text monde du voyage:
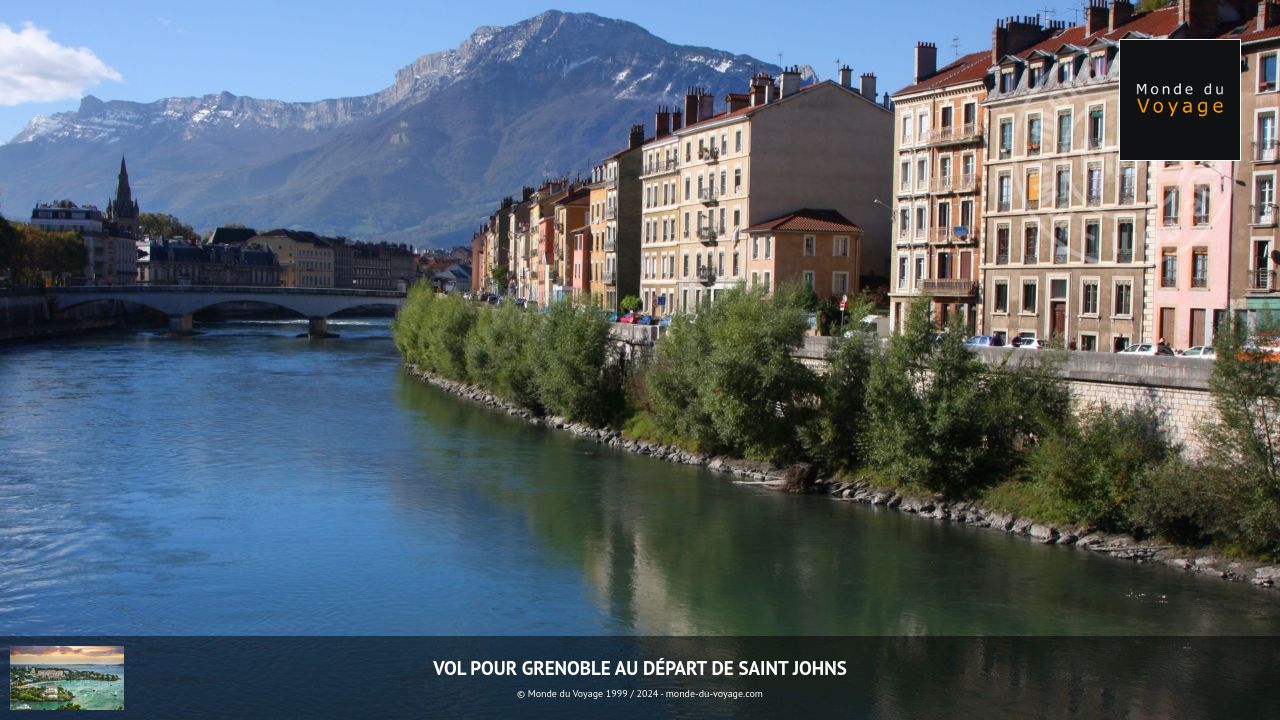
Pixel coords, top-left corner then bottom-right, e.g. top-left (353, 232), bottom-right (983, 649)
top-left (1133, 82), bottom-right (1229, 118)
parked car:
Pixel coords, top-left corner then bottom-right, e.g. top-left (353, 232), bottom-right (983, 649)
top-left (487, 295), bottom-right (500, 304)
top-left (658, 315), bottom-right (672, 328)
top-left (1012, 336), bottom-right (1044, 349)
top-left (1180, 346), bottom-right (1216, 359)
top-left (1119, 343), bottom-right (1175, 356)
top-left (618, 312), bottom-right (636, 324)
top-left (635, 314), bottom-right (655, 326)
top-left (607, 312), bottom-right (620, 323)
top-left (963, 335), bottom-right (1004, 347)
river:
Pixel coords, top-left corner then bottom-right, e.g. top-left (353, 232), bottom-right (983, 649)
top-left (2, 317), bottom-right (1279, 638)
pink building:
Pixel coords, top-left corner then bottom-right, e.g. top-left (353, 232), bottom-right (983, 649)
top-left (1151, 161), bottom-right (1234, 350)
top-left (570, 224), bottom-right (591, 300)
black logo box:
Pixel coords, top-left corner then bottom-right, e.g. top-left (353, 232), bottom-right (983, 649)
top-left (1120, 38), bottom-right (1241, 161)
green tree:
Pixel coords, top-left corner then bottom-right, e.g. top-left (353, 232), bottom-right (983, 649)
top-left (619, 295), bottom-right (642, 313)
top-left (465, 301), bottom-right (540, 408)
top-left (419, 291), bottom-right (477, 380)
top-left (139, 212), bottom-right (198, 241)
top-left (531, 300), bottom-right (615, 424)
top-left (803, 294), bottom-right (876, 471)
top-left (490, 265), bottom-right (511, 294)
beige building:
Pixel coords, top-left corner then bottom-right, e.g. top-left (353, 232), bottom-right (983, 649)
top-left (890, 47), bottom-right (988, 333)
top-left (642, 68), bottom-right (892, 314)
top-left (1229, 4), bottom-right (1280, 324)
top-left (252, 230), bottom-right (334, 288)
top-left (587, 169), bottom-right (611, 304)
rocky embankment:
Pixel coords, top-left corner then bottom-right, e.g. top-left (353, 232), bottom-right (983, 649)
top-left (406, 365), bottom-right (1280, 594)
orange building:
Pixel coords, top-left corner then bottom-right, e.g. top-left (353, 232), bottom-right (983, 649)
top-left (743, 209), bottom-right (863, 300)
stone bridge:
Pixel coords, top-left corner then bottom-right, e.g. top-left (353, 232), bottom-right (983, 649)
top-left (49, 285), bottom-right (407, 335)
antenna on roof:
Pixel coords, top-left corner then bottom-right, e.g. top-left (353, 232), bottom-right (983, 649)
top-left (777, 52), bottom-right (783, 68)
top-left (950, 36), bottom-right (961, 58)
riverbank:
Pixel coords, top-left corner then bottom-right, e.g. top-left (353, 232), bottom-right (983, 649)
top-left (404, 363), bottom-right (1280, 595)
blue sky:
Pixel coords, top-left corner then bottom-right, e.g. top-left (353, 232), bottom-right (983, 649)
top-left (0, 0), bottom-right (1090, 143)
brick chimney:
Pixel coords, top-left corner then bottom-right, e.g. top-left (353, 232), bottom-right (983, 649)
top-left (629, 124), bottom-right (645, 149)
top-left (992, 16), bottom-right (1052, 66)
top-left (1179, 0), bottom-right (1218, 37)
top-left (765, 80), bottom-right (779, 103)
top-left (698, 89), bottom-right (715, 120)
top-left (654, 106), bottom-right (671, 138)
top-left (749, 74), bottom-right (772, 106)
top-left (838, 65), bottom-right (853, 88)
top-left (726, 92), bottom-right (749, 112)
top-left (860, 73), bottom-right (877, 100)
top-left (671, 110), bottom-right (682, 130)
top-left (1109, 0), bottom-right (1135, 31)
top-left (683, 87), bottom-right (703, 126)
top-left (1260, 0), bottom-right (1280, 30)
top-left (1086, 0), bottom-right (1108, 35)
top-left (915, 42), bottom-right (938, 83)
top-left (779, 66), bottom-right (802, 98)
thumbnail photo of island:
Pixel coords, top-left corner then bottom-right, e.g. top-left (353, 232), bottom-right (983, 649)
top-left (10, 646), bottom-right (124, 711)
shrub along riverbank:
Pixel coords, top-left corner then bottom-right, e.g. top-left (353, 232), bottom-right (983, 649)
top-left (393, 282), bottom-right (1280, 561)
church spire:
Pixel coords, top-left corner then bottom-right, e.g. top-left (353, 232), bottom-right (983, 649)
top-left (107, 155), bottom-right (140, 237)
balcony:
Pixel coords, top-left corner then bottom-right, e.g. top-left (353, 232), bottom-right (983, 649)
top-left (998, 147), bottom-right (1012, 160)
top-left (924, 123), bottom-right (981, 147)
top-left (697, 225), bottom-right (722, 243)
top-left (1251, 268), bottom-right (1273, 292)
top-left (921, 279), bottom-right (977, 296)
top-left (1053, 247), bottom-right (1069, 264)
top-left (1057, 140), bottom-right (1072, 153)
top-left (1026, 197), bottom-right (1039, 210)
top-left (1117, 248), bottom-right (1134, 263)
top-left (1024, 247), bottom-right (1038, 264)
top-left (1088, 136), bottom-right (1103, 150)
top-left (1253, 204), bottom-right (1278, 226)
top-left (1256, 140), bottom-right (1278, 163)
top-left (927, 227), bottom-right (976, 244)
top-left (1194, 213), bottom-right (1210, 226)
top-left (697, 187), bottom-right (719, 205)
top-left (603, 237), bottom-right (616, 253)
top-left (1191, 275), bottom-right (1208, 289)
top-left (603, 270), bottom-right (616, 286)
top-left (1086, 194), bottom-right (1102, 207)
top-left (697, 146), bottom-right (720, 163)
top-left (1119, 190), bottom-right (1136, 205)
top-left (696, 265), bottom-right (716, 284)
top-left (1055, 195), bottom-right (1070, 209)
top-left (1026, 142), bottom-right (1042, 156)
top-left (995, 252), bottom-right (1010, 265)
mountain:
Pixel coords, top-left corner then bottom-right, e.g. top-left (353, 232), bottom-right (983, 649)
top-left (0, 11), bottom-right (808, 246)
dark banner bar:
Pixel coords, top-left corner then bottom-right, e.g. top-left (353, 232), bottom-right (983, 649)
top-left (5, 637), bottom-right (1279, 718)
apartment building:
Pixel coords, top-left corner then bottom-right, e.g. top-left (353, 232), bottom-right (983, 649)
top-left (252, 229), bottom-right (335, 288)
top-left (639, 108), bottom-right (683, 314)
top-left (743, 209), bottom-right (862, 300)
top-left (641, 68), bottom-right (892, 314)
top-left (890, 48), bottom-right (988, 333)
top-left (587, 170), bottom-right (610, 304)
top-left (1229, 2), bottom-right (1280, 325)
top-left (506, 189), bottom-right (533, 297)
top-left (600, 128), bottom-right (644, 311)
top-left (551, 186), bottom-right (590, 304)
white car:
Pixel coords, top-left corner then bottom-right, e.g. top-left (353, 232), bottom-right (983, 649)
top-left (1014, 337), bottom-right (1045, 350)
top-left (1119, 343), bottom-right (1176, 356)
top-left (1180, 346), bottom-right (1216, 359)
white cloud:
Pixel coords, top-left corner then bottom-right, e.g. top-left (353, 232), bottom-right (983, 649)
top-left (0, 22), bottom-right (122, 106)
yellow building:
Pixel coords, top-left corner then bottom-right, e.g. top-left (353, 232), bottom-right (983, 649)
top-left (251, 230), bottom-right (334, 288)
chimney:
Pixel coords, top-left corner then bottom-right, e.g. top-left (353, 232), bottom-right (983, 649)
top-left (1178, 0), bottom-right (1217, 38)
top-left (698, 89), bottom-right (714, 120)
top-left (778, 66), bottom-right (801, 98)
top-left (629, 124), bottom-right (645, 149)
top-left (915, 42), bottom-right (938, 83)
top-left (992, 16), bottom-right (1052, 66)
top-left (860, 72), bottom-right (877, 100)
top-left (1086, 0), bottom-right (1108, 35)
top-left (1109, 0), bottom-right (1134, 31)
top-left (1259, 0), bottom-right (1280, 30)
top-left (684, 87), bottom-right (702, 125)
top-left (726, 92), bottom-right (749, 112)
top-left (654, 106), bottom-right (671, 138)
top-left (749, 74), bottom-right (770, 106)
top-left (838, 65), bottom-right (853, 88)
top-left (764, 78), bottom-right (779, 103)
top-left (522, 186), bottom-right (534, 202)
top-left (671, 110), bottom-right (683, 130)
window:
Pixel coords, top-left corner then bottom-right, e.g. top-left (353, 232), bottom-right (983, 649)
top-left (998, 119), bottom-right (1013, 158)
top-left (1261, 52), bottom-right (1277, 93)
top-left (735, 130), bottom-right (742, 153)
top-left (1080, 334), bottom-right (1097, 352)
top-left (732, 251), bottom-right (740, 276)
top-left (915, 257), bottom-right (925, 281)
top-left (1194, 184), bottom-right (1211, 225)
top-left (1163, 186), bottom-right (1180, 226)
top-left (1057, 111), bottom-right (1072, 153)
top-left (937, 252), bottom-right (951, 279)
top-left (902, 116), bottom-right (912, 143)
top-left (1026, 169), bottom-right (1041, 209)
top-left (764, 237), bottom-right (772, 259)
top-left (752, 237), bottom-right (759, 259)
top-left (733, 209), bottom-right (741, 227)
top-left (803, 235), bottom-right (816, 256)
top-left (683, 253), bottom-right (689, 277)
top-left (1082, 280), bottom-right (1099, 315)
top-left (939, 156), bottom-right (952, 184)
top-left (960, 200), bottom-right (974, 229)
top-left (963, 102), bottom-right (976, 128)
top-left (994, 280), bottom-right (1009, 313)
top-left (917, 158), bottom-right (927, 189)
top-left (803, 271), bottom-right (815, 288)
top-left (734, 168), bottom-right (742, 192)
top-left (834, 236), bottom-right (850, 257)
top-left (937, 201), bottom-right (951, 231)
top-left (1084, 221), bottom-right (1100, 263)
top-left (1000, 70), bottom-right (1015, 93)
top-left (1086, 164), bottom-right (1103, 206)
top-left (998, 173), bottom-right (1011, 211)
top-left (1117, 220), bottom-right (1135, 262)
top-left (1161, 248), bottom-right (1178, 287)
top-left (1029, 65), bottom-right (1042, 87)
top-left (1055, 167), bottom-right (1071, 208)
top-left (1027, 115), bottom-right (1042, 154)
top-left (1054, 223), bottom-right (1069, 264)
top-left (1059, 60), bottom-right (1072, 84)
top-left (1024, 225), bottom-right (1039, 264)
top-left (995, 225), bottom-right (1010, 264)
top-left (684, 177), bottom-right (691, 201)
top-left (898, 208), bottom-right (909, 238)
top-left (1021, 280), bottom-right (1038, 315)
top-left (1114, 281), bottom-right (1133, 316)
top-left (1088, 107), bottom-right (1104, 149)
top-left (1192, 248), bottom-right (1209, 288)
top-left (1119, 163), bottom-right (1137, 204)
top-left (916, 207), bottom-right (927, 237)
top-left (900, 161), bottom-right (910, 190)
top-left (898, 257), bottom-right (907, 288)
top-left (1256, 176), bottom-right (1276, 224)
top-left (763, 271), bottom-right (771, 291)
top-left (833, 272), bottom-right (849, 294)
top-left (1091, 53), bottom-right (1108, 78)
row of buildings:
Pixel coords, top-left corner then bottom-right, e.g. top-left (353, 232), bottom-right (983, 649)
top-left (28, 159), bottom-right (425, 291)
top-left (890, 0), bottom-right (1280, 351)
top-left (471, 67), bottom-right (895, 313)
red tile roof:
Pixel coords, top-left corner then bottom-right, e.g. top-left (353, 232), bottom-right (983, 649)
top-left (893, 50), bottom-right (990, 97)
top-left (745, 209), bottom-right (861, 234)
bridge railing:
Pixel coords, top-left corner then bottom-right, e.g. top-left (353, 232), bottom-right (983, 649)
top-left (49, 285), bottom-right (407, 299)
